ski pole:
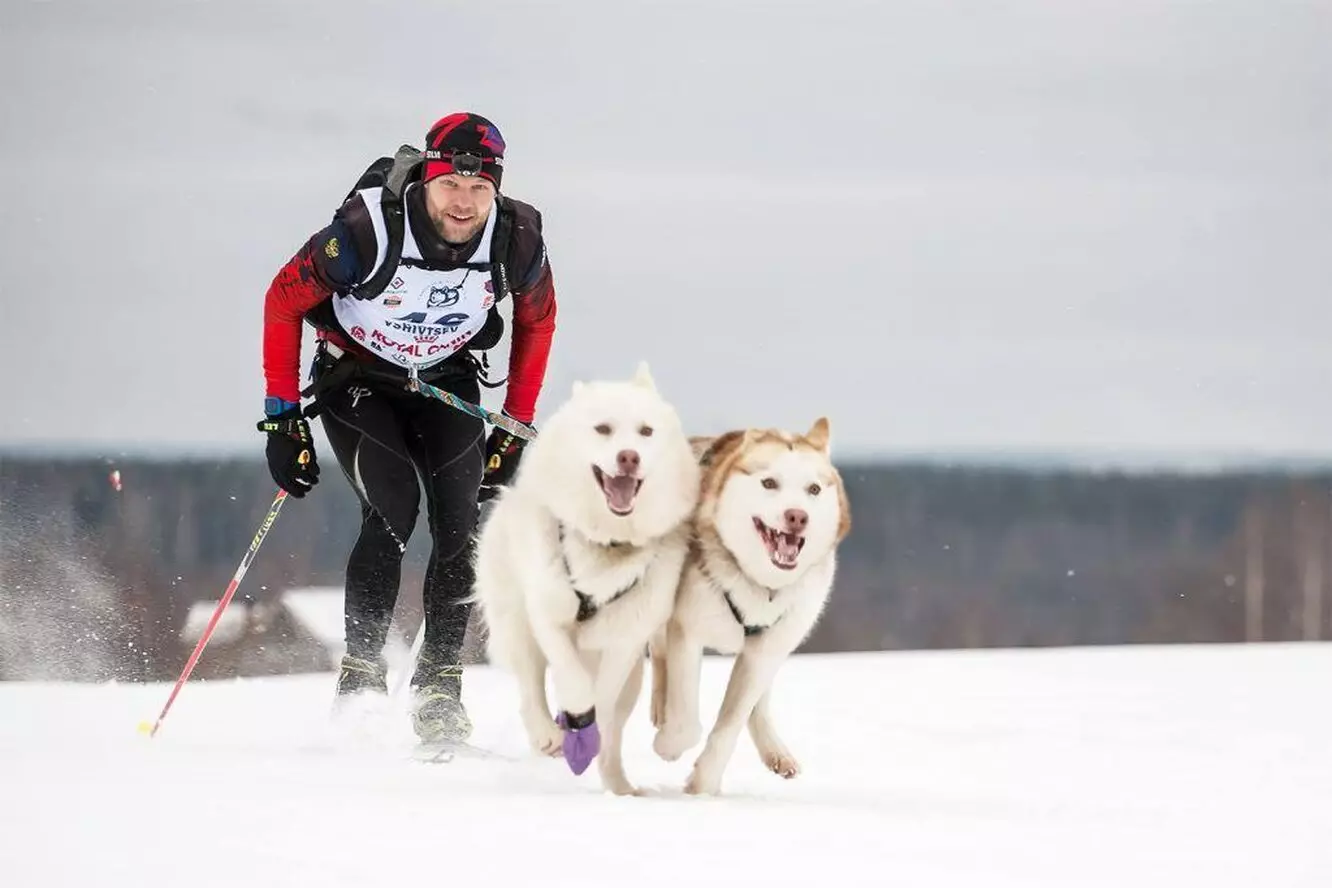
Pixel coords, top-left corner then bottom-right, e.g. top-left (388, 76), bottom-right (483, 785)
top-left (139, 485), bottom-right (293, 738)
top-left (404, 370), bottom-right (538, 442)
top-left (390, 619), bottom-right (426, 702)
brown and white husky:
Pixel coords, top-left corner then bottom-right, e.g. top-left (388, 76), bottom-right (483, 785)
top-left (649, 417), bottom-right (852, 795)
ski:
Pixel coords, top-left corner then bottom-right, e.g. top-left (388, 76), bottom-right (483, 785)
top-left (411, 740), bottom-right (518, 764)
top-left (413, 742), bottom-right (456, 764)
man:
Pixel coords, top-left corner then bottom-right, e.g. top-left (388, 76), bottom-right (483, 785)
top-left (256, 112), bottom-right (557, 743)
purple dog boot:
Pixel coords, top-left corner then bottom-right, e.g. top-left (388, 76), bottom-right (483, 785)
top-left (557, 708), bottom-right (600, 775)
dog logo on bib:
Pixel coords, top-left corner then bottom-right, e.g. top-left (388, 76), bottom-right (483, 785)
top-left (426, 283), bottom-right (462, 308)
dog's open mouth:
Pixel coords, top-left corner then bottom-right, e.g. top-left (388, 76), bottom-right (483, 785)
top-left (592, 466), bottom-right (642, 516)
top-left (754, 517), bottom-right (804, 570)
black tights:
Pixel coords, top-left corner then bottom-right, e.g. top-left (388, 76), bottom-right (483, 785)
top-left (318, 370), bottom-right (485, 666)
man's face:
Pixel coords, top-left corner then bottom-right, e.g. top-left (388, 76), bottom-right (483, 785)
top-left (423, 173), bottom-right (496, 244)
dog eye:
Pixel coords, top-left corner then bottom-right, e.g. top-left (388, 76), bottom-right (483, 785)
top-left (761, 477), bottom-right (779, 490)
top-left (594, 423), bottom-right (612, 435)
top-left (639, 424), bottom-right (654, 437)
top-left (807, 483), bottom-right (822, 496)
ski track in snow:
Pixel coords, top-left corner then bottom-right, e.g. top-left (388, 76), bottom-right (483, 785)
top-left (2, 644), bottom-right (1330, 887)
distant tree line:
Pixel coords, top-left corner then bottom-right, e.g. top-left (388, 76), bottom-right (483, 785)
top-left (1, 455), bottom-right (1329, 682)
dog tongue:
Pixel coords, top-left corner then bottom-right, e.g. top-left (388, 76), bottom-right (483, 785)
top-left (775, 532), bottom-right (801, 564)
top-left (603, 474), bottom-right (638, 512)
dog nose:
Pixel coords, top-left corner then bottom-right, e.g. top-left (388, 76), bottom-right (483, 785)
top-left (783, 508), bottom-right (808, 533)
top-left (617, 449), bottom-right (641, 474)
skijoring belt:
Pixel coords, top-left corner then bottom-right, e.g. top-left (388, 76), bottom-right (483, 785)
top-left (318, 340), bottom-right (479, 380)
top-left (298, 340), bottom-right (482, 418)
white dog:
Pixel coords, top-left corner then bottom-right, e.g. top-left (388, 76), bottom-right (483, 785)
top-left (649, 417), bottom-right (852, 795)
top-left (469, 361), bottom-right (700, 795)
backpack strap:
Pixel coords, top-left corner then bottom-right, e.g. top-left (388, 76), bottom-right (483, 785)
top-left (488, 196), bottom-right (515, 306)
top-left (346, 201), bottom-right (404, 301)
top-left (347, 145), bottom-right (421, 302)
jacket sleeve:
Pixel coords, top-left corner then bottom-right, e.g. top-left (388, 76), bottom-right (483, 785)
top-left (502, 243), bottom-right (557, 425)
top-left (261, 199), bottom-right (370, 405)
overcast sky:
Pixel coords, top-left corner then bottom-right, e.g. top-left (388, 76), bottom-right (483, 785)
top-left (1, 0), bottom-right (1328, 468)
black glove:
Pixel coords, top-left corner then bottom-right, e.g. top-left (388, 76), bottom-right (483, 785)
top-left (256, 405), bottom-right (320, 497)
top-left (478, 415), bottom-right (529, 502)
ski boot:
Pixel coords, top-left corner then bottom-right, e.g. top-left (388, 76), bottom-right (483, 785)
top-left (410, 660), bottom-right (473, 744)
top-left (329, 653), bottom-right (390, 737)
top-left (334, 653), bottom-right (388, 697)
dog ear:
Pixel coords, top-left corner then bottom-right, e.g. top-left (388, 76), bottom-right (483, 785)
top-left (571, 379), bottom-right (585, 397)
top-left (631, 360), bottom-right (657, 391)
top-left (835, 474), bottom-right (852, 542)
top-left (689, 435), bottom-right (717, 464)
top-left (805, 417), bottom-right (831, 453)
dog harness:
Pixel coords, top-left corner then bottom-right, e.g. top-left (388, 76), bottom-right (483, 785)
top-left (724, 590), bottom-right (774, 637)
top-left (695, 550), bottom-right (785, 637)
top-left (557, 525), bottom-right (647, 623)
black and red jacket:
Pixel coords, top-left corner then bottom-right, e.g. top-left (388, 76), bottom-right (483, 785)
top-left (261, 184), bottom-right (556, 424)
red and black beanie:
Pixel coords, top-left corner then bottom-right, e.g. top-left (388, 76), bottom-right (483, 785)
top-left (423, 112), bottom-right (506, 190)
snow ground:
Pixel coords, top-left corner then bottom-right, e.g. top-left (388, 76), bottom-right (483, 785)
top-left (2, 643), bottom-right (1329, 887)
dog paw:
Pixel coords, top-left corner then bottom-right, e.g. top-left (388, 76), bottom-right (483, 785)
top-left (524, 717), bottom-right (565, 757)
top-left (652, 721), bottom-right (701, 761)
top-left (683, 765), bottom-right (721, 796)
top-left (601, 773), bottom-right (642, 797)
top-left (762, 750), bottom-right (800, 779)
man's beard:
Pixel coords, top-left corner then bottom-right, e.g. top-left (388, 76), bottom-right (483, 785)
top-left (431, 206), bottom-right (486, 245)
